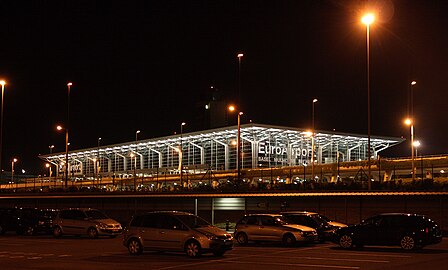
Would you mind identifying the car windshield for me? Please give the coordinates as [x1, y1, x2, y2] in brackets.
[85, 210, 108, 219]
[275, 216, 291, 225]
[313, 214, 330, 225]
[176, 214, 211, 228]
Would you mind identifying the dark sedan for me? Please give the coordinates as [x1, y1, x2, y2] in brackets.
[333, 213, 442, 250]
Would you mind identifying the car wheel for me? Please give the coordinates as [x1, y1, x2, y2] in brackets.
[236, 232, 248, 245]
[282, 234, 296, 246]
[213, 250, 226, 257]
[53, 226, 62, 238]
[400, 235, 416, 250]
[185, 240, 202, 258]
[87, 227, 99, 239]
[339, 235, 353, 249]
[127, 238, 143, 255]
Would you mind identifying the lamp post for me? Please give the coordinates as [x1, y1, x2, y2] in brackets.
[413, 140, 421, 157]
[180, 122, 186, 187]
[405, 118, 415, 182]
[0, 80, 6, 180]
[64, 82, 72, 189]
[97, 137, 101, 186]
[311, 98, 318, 182]
[228, 105, 243, 182]
[237, 53, 244, 107]
[12, 158, 17, 190]
[56, 124, 70, 188]
[45, 163, 52, 184]
[362, 13, 374, 190]
[130, 153, 136, 191]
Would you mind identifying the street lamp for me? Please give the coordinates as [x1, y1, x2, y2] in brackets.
[130, 152, 136, 191]
[180, 122, 186, 187]
[312, 98, 318, 182]
[0, 80, 6, 180]
[413, 140, 421, 157]
[45, 163, 52, 182]
[404, 118, 415, 182]
[57, 124, 69, 188]
[11, 158, 17, 190]
[228, 105, 243, 182]
[97, 137, 101, 186]
[62, 82, 73, 189]
[237, 53, 244, 107]
[362, 13, 374, 190]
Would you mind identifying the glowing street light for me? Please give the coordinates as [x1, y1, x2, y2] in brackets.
[12, 158, 17, 190]
[312, 98, 318, 182]
[228, 105, 243, 182]
[413, 140, 421, 157]
[362, 13, 375, 190]
[237, 53, 244, 107]
[57, 124, 70, 187]
[180, 122, 186, 187]
[404, 118, 415, 182]
[0, 80, 6, 180]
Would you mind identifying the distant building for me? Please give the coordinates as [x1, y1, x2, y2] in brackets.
[39, 123, 403, 179]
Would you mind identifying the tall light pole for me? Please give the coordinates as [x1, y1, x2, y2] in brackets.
[0, 80, 6, 181]
[57, 124, 69, 188]
[134, 130, 140, 191]
[64, 82, 72, 189]
[11, 158, 17, 190]
[405, 118, 415, 182]
[46, 163, 52, 182]
[228, 105, 243, 182]
[362, 13, 374, 190]
[130, 153, 136, 191]
[180, 122, 186, 187]
[97, 137, 101, 186]
[311, 98, 318, 182]
[237, 53, 244, 108]
[413, 140, 421, 157]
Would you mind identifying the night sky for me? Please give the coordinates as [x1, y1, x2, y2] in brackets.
[0, 0, 447, 175]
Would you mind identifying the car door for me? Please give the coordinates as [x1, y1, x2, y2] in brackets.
[156, 215, 189, 251]
[357, 216, 382, 245]
[139, 214, 163, 249]
[240, 216, 260, 241]
[259, 216, 284, 241]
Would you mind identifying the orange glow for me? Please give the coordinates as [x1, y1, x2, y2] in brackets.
[57, 125, 63, 131]
[67, 82, 73, 86]
[361, 13, 375, 25]
[0, 80, 6, 86]
[404, 118, 412, 126]
[237, 53, 244, 58]
[228, 105, 236, 112]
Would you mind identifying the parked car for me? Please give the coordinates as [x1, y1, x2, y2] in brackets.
[0, 207, 57, 235]
[123, 211, 233, 258]
[333, 213, 443, 250]
[53, 208, 122, 238]
[234, 214, 318, 246]
[281, 211, 346, 243]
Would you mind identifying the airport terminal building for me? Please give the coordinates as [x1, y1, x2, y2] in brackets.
[39, 123, 403, 179]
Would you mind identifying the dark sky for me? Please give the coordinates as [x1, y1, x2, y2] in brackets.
[0, 0, 447, 174]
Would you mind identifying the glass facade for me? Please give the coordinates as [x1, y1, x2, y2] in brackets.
[39, 124, 403, 178]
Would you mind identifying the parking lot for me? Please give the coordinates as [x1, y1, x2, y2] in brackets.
[0, 234, 447, 270]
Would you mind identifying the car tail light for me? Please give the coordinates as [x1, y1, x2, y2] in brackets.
[425, 228, 429, 234]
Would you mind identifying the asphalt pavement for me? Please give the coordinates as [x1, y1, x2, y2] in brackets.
[0, 234, 447, 270]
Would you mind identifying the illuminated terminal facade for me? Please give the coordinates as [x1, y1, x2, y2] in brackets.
[39, 123, 403, 179]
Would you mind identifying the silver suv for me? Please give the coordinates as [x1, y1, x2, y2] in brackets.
[123, 211, 233, 258]
[234, 214, 318, 246]
[53, 208, 122, 238]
